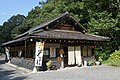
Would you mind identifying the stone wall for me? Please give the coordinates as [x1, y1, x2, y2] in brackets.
[10, 57, 34, 70]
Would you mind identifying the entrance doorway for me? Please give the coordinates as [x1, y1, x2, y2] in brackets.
[68, 46, 82, 66]
[63, 46, 68, 67]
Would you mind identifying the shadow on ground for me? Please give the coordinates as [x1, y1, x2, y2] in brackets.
[0, 58, 27, 80]
[0, 60, 5, 64]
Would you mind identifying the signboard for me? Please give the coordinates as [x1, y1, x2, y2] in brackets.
[50, 47, 56, 58]
[35, 42, 44, 66]
[45, 43, 60, 48]
[5, 47, 10, 61]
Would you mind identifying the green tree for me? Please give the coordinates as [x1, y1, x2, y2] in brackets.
[1, 0, 120, 62]
[0, 14, 25, 42]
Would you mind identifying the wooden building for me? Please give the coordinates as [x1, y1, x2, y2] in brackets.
[2, 12, 110, 72]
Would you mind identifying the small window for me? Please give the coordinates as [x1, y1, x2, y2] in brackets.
[44, 48, 57, 58]
[44, 50, 49, 56]
[44, 49, 50, 58]
[82, 46, 93, 57]
[88, 48, 92, 56]
[82, 46, 87, 57]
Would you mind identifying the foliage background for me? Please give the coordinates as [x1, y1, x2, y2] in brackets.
[0, 0, 120, 64]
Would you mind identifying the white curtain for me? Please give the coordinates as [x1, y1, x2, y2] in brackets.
[68, 46, 75, 65]
[75, 46, 82, 65]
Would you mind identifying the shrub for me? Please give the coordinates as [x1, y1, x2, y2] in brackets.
[87, 60, 96, 66]
[95, 48, 111, 62]
[107, 50, 120, 67]
[46, 60, 52, 70]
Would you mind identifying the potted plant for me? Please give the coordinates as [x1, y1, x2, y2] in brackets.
[98, 57, 103, 65]
[96, 61, 100, 66]
[46, 60, 52, 70]
[87, 61, 93, 66]
[93, 61, 96, 66]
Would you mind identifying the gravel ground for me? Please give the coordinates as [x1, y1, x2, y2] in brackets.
[0, 56, 120, 80]
[27, 65, 120, 80]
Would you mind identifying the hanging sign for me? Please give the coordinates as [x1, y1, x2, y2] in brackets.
[35, 42, 44, 66]
[50, 47, 56, 58]
[5, 47, 10, 61]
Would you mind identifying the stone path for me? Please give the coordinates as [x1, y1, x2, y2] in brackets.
[0, 56, 120, 80]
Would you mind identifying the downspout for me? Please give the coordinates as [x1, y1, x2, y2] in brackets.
[25, 40, 27, 58]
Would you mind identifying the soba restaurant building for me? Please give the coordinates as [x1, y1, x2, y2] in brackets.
[2, 12, 110, 72]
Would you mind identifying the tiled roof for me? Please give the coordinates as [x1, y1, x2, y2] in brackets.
[2, 12, 110, 46]
[15, 12, 86, 39]
[2, 36, 28, 46]
[32, 30, 110, 41]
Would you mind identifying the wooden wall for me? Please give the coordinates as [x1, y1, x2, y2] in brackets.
[10, 42, 35, 59]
